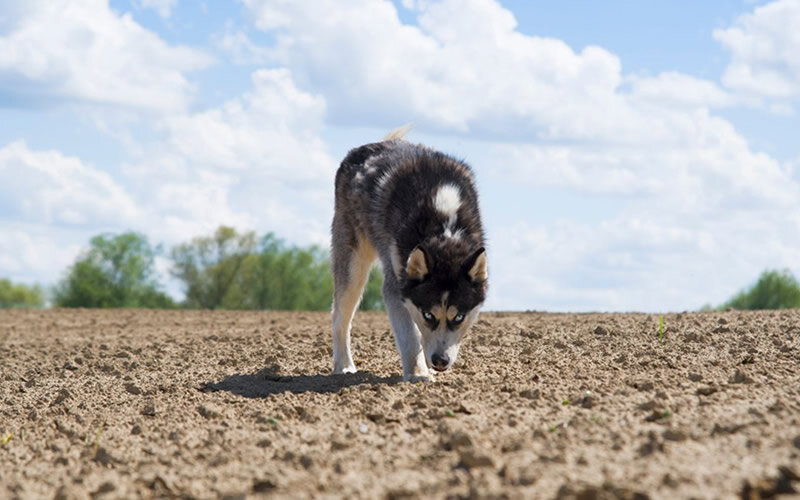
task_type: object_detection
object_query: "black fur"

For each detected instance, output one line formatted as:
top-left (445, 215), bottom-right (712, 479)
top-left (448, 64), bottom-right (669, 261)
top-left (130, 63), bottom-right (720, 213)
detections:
top-left (336, 139), bottom-right (487, 313)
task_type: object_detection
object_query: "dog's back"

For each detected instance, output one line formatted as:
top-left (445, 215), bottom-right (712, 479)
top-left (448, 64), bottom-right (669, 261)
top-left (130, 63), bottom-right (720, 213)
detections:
top-left (334, 138), bottom-right (484, 274)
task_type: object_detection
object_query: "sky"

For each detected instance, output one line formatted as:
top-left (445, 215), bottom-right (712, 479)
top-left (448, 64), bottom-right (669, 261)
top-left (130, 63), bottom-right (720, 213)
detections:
top-left (1, 0), bottom-right (799, 312)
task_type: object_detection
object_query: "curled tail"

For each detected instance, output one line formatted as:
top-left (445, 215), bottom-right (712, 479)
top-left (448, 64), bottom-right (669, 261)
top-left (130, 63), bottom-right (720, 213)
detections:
top-left (382, 123), bottom-right (414, 141)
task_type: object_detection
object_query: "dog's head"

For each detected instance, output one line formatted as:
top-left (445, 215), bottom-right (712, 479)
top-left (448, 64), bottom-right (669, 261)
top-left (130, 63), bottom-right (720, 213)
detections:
top-left (401, 243), bottom-right (487, 372)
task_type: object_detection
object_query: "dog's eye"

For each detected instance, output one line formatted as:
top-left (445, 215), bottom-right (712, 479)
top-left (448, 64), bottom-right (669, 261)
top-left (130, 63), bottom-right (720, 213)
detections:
top-left (453, 313), bottom-right (465, 324)
top-left (422, 311), bottom-right (434, 321)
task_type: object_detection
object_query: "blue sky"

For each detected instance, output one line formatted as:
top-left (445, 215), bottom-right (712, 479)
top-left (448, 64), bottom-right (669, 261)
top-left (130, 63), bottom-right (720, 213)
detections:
top-left (1, 0), bottom-right (799, 311)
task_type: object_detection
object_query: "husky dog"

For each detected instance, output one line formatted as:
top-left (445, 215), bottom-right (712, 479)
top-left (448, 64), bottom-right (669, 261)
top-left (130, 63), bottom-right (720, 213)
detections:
top-left (330, 127), bottom-right (488, 382)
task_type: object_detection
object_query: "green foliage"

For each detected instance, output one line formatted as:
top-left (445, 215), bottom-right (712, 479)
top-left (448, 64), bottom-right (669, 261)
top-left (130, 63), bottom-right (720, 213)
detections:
top-left (722, 269), bottom-right (800, 310)
top-left (170, 226), bottom-right (257, 309)
top-left (0, 278), bottom-right (44, 308)
top-left (171, 228), bottom-right (384, 311)
top-left (54, 232), bottom-right (176, 308)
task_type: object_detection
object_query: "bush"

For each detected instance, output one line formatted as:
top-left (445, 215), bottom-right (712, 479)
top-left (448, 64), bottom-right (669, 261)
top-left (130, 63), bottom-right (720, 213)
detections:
top-left (54, 232), bottom-right (176, 308)
top-left (0, 279), bottom-right (44, 308)
top-left (722, 269), bottom-right (800, 310)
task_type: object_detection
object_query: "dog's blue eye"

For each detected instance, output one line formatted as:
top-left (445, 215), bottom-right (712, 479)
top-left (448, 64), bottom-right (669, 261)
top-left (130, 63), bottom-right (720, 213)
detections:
top-left (453, 313), bottom-right (464, 323)
top-left (423, 311), bottom-right (434, 321)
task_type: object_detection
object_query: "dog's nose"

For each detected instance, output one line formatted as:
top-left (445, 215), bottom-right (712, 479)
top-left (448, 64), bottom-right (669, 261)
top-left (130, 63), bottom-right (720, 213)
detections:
top-left (431, 353), bottom-right (449, 371)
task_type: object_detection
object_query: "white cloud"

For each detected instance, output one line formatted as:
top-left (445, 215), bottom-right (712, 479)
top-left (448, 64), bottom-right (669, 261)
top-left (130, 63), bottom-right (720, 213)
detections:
top-left (0, 140), bottom-right (139, 227)
top-left (714, 0), bottom-right (800, 103)
top-left (122, 68), bottom-right (337, 246)
top-left (0, 0), bottom-right (212, 111)
top-left (138, 0), bottom-right (179, 18)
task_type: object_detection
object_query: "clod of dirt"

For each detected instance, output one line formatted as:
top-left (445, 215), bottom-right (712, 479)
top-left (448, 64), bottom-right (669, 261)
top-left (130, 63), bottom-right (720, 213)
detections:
top-left (457, 448), bottom-right (494, 469)
top-left (54, 484), bottom-right (88, 500)
top-left (740, 466), bottom-right (799, 498)
top-left (92, 447), bottom-right (119, 466)
top-left (662, 429), bottom-right (687, 442)
top-left (696, 386), bottom-right (718, 396)
top-left (442, 430), bottom-right (474, 451)
top-left (140, 401), bottom-right (156, 417)
top-left (252, 478), bottom-right (277, 493)
top-left (51, 388), bottom-right (71, 406)
top-left (519, 389), bottom-right (540, 400)
top-left (556, 482), bottom-right (650, 500)
top-left (124, 382), bottom-right (142, 395)
top-left (730, 369), bottom-right (754, 384)
top-left (131, 424), bottom-right (142, 435)
top-left (688, 373), bottom-right (703, 382)
top-left (593, 326), bottom-right (609, 336)
top-left (793, 435), bottom-right (800, 450)
top-left (197, 404), bottom-right (222, 419)
top-left (93, 481), bottom-right (116, 496)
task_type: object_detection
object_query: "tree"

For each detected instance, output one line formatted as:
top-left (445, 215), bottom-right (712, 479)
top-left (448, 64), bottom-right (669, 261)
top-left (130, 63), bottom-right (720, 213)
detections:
top-left (54, 232), bottom-right (175, 308)
top-left (0, 279), bottom-right (44, 308)
top-left (170, 226), bottom-right (257, 309)
top-left (722, 269), bottom-right (800, 310)
top-left (171, 228), bottom-right (384, 311)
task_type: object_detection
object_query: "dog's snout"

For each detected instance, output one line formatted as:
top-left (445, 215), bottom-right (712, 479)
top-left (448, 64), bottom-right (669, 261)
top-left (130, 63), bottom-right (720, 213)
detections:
top-left (431, 353), bottom-right (449, 372)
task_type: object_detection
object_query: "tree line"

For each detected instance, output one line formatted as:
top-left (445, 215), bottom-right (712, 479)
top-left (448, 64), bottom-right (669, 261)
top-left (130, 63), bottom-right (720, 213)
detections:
top-left (0, 226), bottom-right (383, 311)
top-left (2, 229), bottom-right (800, 311)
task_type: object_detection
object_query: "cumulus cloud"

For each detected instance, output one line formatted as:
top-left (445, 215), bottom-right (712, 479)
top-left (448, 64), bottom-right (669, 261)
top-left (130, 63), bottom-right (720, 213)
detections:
top-left (0, 0), bottom-right (212, 111)
top-left (122, 68), bottom-right (337, 245)
top-left (714, 0), bottom-right (800, 104)
top-left (0, 141), bottom-right (139, 227)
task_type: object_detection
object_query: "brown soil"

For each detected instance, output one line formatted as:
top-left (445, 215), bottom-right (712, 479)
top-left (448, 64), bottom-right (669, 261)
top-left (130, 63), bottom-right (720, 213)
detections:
top-left (1, 309), bottom-right (799, 499)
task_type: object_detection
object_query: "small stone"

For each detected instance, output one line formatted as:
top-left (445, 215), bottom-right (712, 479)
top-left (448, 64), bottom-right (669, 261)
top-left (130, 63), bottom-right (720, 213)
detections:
top-left (696, 386), bottom-right (717, 396)
top-left (688, 373), bottom-right (702, 382)
top-left (51, 388), bottom-right (71, 406)
top-left (358, 423), bottom-right (368, 434)
top-left (519, 389), bottom-right (540, 400)
top-left (124, 382), bottom-right (142, 395)
top-left (141, 401), bottom-right (156, 417)
top-left (638, 400), bottom-right (657, 411)
top-left (197, 404), bottom-right (222, 419)
top-left (458, 448), bottom-right (494, 469)
top-left (593, 326), bottom-right (608, 336)
top-left (443, 431), bottom-right (474, 451)
top-left (730, 368), bottom-right (754, 384)
top-left (792, 435), bottom-right (800, 449)
top-left (663, 429), bottom-right (687, 442)
top-left (299, 454), bottom-right (313, 469)
top-left (131, 424), bottom-right (142, 435)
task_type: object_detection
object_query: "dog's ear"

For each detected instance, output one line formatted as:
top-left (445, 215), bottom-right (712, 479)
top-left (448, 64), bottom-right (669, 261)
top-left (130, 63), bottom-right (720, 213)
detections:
top-left (406, 246), bottom-right (429, 281)
top-left (463, 247), bottom-right (487, 282)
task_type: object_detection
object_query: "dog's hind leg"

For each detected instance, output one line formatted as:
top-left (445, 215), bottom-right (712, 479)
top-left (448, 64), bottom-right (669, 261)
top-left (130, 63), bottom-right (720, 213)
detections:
top-left (331, 228), bottom-right (376, 374)
top-left (382, 277), bottom-right (432, 382)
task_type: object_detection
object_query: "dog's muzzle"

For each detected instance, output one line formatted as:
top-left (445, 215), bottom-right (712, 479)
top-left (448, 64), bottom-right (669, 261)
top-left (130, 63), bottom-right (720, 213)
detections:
top-left (431, 352), bottom-right (450, 372)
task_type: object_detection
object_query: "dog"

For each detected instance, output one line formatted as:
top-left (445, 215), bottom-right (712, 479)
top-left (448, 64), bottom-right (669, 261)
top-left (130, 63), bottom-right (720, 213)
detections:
top-left (330, 127), bottom-right (488, 382)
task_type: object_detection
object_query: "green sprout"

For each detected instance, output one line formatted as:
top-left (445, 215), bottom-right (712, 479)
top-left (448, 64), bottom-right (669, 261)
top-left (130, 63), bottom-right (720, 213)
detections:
top-left (659, 314), bottom-right (664, 343)
top-left (265, 417), bottom-right (278, 425)
top-left (445, 409), bottom-right (456, 418)
top-left (562, 399), bottom-right (570, 406)
top-left (548, 425), bottom-right (557, 433)
top-left (91, 426), bottom-right (102, 458)
top-left (1, 432), bottom-right (12, 446)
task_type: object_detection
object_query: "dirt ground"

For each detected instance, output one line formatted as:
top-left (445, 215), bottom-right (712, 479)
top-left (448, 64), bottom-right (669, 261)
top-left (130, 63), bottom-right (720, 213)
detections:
top-left (1, 309), bottom-right (799, 499)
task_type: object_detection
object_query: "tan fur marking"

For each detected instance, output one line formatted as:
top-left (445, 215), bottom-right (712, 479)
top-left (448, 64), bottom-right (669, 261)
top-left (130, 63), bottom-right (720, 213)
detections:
top-left (468, 251), bottom-right (488, 282)
top-left (430, 305), bottom-right (444, 323)
top-left (406, 247), bottom-right (428, 280)
top-left (446, 305), bottom-right (458, 321)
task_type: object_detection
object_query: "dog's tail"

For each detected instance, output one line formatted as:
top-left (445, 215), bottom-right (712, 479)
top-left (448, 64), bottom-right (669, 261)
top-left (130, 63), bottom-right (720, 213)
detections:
top-left (382, 123), bottom-right (413, 141)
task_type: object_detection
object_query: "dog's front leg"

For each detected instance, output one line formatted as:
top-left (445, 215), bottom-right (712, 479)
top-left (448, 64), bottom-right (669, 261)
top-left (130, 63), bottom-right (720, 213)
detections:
top-left (383, 281), bottom-right (432, 382)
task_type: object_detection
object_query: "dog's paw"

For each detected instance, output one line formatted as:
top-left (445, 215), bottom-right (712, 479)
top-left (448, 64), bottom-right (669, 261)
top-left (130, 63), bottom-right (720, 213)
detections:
top-left (332, 364), bottom-right (357, 375)
top-left (404, 373), bottom-right (435, 383)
